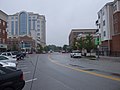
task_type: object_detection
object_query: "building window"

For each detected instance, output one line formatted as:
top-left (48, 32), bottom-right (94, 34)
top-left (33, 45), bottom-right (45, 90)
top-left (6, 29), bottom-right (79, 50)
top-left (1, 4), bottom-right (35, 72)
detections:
top-left (37, 33), bottom-right (40, 36)
top-left (113, 4), bottom-right (117, 12)
top-left (19, 12), bottom-right (27, 35)
top-left (29, 19), bottom-right (31, 34)
top-left (0, 20), bottom-right (1, 24)
top-left (11, 17), bottom-right (14, 19)
top-left (103, 20), bottom-right (105, 26)
top-left (33, 20), bottom-right (35, 30)
top-left (3, 22), bottom-right (5, 26)
top-left (3, 39), bottom-right (5, 43)
top-left (15, 21), bottom-right (18, 35)
top-left (16, 17), bottom-right (18, 19)
top-left (37, 29), bottom-right (40, 31)
top-left (103, 31), bottom-right (106, 37)
top-left (11, 21), bottom-right (14, 35)
top-left (37, 25), bottom-right (40, 27)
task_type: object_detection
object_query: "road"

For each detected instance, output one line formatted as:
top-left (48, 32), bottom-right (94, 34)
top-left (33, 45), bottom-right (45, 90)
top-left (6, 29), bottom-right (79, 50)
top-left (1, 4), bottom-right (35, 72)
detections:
top-left (17, 53), bottom-right (120, 90)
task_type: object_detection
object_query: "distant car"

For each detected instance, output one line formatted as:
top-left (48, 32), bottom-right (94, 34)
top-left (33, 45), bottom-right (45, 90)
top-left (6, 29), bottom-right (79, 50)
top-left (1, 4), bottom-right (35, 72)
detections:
top-left (0, 66), bottom-right (25, 90)
top-left (70, 50), bottom-right (82, 58)
top-left (0, 55), bottom-right (17, 64)
top-left (0, 61), bottom-right (16, 68)
top-left (1, 52), bottom-right (16, 58)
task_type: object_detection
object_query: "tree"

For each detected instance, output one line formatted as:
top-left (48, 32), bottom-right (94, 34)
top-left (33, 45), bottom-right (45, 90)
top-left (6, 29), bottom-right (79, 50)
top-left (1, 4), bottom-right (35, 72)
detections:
top-left (12, 44), bottom-right (18, 51)
top-left (84, 34), bottom-right (95, 55)
top-left (77, 37), bottom-right (84, 50)
top-left (37, 44), bottom-right (43, 53)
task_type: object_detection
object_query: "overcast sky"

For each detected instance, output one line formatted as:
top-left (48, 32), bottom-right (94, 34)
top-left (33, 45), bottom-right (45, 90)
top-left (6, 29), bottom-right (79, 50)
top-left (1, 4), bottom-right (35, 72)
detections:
top-left (0, 0), bottom-right (113, 46)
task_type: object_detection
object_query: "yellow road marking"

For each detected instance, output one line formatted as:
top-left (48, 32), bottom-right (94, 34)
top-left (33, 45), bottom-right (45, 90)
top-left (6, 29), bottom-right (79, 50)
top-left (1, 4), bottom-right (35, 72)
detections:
top-left (48, 55), bottom-right (120, 82)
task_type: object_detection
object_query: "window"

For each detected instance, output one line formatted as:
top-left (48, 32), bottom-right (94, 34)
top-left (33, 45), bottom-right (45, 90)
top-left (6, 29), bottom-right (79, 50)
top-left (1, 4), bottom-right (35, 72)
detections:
top-left (103, 20), bottom-right (105, 26)
top-left (37, 25), bottom-right (40, 27)
top-left (3, 22), bottom-right (5, 26)
top-left (113, 4), bottom-right (117, 12)
top-left (103, 31), bottom-right (106, 37)
top-left (37, 29), bottom-right (40, 31)
top-left (19, 12), bottom-right (27, 35)
top-left (0, 20), bottom-right (1, 24)
top-left (16, 17), bottom-right (18, 19)
top-left (37, 33), bottom-right (40, 36)
top-left (15, 21), bottom-right (18, 35)
top-left (11, 21), bottom-right (14, 35)
top-left (11, 16), bottom-right (14, 19)
top-left (0, 56), bottom-right (8, 60)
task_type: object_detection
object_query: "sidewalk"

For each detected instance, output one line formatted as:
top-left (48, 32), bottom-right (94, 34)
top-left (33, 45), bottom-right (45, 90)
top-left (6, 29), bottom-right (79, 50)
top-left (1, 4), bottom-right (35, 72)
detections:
top-left (98, 56), bottom-right (120, 62)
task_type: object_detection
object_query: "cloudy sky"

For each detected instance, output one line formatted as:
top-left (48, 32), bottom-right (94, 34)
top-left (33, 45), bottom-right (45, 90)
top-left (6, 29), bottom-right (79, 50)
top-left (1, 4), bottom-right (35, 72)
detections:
top-left (0, 0), bottom-right (113, 46)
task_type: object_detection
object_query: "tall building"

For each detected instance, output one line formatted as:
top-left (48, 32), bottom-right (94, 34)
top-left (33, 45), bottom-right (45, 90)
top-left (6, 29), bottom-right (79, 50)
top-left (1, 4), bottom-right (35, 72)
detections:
top-left (0, 10), bottom-right (7, 51)
top-left (7, 11), bottom-right (46, 47)
top-left (69, 29), bottom-right (96, 47)
top-left (96, 0), bottom-right (120, 56)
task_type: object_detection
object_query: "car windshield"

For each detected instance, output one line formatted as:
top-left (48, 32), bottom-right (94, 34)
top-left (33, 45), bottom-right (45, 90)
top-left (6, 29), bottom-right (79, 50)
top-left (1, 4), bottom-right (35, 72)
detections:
top-left (0, 56), bottom-right (8, 60)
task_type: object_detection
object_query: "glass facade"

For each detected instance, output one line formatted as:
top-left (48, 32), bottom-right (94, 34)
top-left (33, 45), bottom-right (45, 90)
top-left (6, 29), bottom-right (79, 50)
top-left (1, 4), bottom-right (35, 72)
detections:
top-left (19, 12), bottom-right (27, 35)
top-left (33, 19), bottom-right (35, 30)
top-left (29, 19), bottom-right (31, 34)
top-left (15, 21), bottom-right (18, 35)
top-left (11, 21), bottom-right (14, 35)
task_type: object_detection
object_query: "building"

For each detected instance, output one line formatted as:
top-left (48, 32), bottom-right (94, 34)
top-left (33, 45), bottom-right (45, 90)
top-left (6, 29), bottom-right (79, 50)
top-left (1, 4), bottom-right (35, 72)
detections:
top-left (112, 0), bottom-right (120, 54)
top-left (7, 36), bottom-right (35, 52)
top-left (96, 0), bottom-right (120, 56)
top-left (69, 29), bottom-right (96, 47)
top-left (7, 11), bottom-right (46, 47)
top-left (0, 10), bottom-right (8, 51)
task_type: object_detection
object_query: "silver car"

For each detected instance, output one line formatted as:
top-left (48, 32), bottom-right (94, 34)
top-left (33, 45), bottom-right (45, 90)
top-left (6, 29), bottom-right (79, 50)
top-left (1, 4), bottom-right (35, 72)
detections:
top-left (0, 55), bottom-right (17, 64)
top-left (0, 61), bottom-right (16, 68)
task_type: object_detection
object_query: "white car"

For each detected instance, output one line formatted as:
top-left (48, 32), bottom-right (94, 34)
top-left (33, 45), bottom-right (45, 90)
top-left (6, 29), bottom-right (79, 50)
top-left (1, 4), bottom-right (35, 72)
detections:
top-left (70, 50), bottom-right (82, 58)
top-left (1, 52), bottom-right (16, 58)
top-left (0, 55), bottom-right (17, 64)
top-left (0, 61), bottom-right (16, 68)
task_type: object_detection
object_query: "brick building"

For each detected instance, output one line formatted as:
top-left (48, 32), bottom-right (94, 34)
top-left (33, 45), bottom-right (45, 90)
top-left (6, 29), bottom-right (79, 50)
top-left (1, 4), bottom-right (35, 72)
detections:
top-left (0, 10), bottom-right (7, 51)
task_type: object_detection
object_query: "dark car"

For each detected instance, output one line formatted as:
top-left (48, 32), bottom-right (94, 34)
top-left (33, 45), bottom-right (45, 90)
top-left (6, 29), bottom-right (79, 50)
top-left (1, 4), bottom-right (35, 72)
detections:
top-left (0, 66), bottom-right (25, 90)
top-left (11, 51), bottom-right (26, 60)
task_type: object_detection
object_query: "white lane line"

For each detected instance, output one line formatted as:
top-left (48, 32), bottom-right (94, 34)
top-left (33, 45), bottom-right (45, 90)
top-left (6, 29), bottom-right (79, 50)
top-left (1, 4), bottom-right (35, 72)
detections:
top-left (23, 71), bottom-right (31, 74)
top-left (25, 78), bottom-right (37, 83)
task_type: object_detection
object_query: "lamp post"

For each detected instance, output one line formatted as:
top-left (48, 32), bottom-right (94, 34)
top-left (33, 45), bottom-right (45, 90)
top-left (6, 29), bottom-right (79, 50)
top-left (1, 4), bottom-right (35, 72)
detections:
top-left (21, 40), bottom-right (23, 50)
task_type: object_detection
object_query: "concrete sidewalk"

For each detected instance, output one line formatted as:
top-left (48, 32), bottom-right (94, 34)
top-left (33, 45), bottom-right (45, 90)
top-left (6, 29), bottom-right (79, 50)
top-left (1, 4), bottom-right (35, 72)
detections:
top-left (98, 56), bottom-right (120, 62)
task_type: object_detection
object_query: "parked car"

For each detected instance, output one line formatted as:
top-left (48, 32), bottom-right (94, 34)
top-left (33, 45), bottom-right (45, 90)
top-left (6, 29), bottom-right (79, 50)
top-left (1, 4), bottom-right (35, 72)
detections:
top-left (0, 61), bottom-right (16, 68)
top-left (0, 55), bottom-right (17, 64)
top-left (70, 50), bottom-right (82, 58)
top-left (1, 52), bottom-right (16, 58)
top-left (0, 66), bottom-right (25, 90)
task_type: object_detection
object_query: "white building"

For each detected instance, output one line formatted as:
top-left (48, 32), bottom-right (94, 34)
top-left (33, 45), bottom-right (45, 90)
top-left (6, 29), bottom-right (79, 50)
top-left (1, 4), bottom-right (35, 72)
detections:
top-left (96, 0), bottom-right (120, 56)
top-left (97, 2), bottom-right (114, 51)
top-left (7, 11), bottom-right (46, 47)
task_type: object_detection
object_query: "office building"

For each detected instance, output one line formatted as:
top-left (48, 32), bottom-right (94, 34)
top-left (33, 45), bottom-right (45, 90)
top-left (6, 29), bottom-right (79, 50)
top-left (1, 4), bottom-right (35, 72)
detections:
top-left (7, 11), bottom-right (46, 47)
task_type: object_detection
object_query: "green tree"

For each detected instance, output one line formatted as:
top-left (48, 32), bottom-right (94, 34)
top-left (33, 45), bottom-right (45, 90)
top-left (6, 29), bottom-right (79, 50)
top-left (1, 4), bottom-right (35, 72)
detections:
top-left (12, 44), bottom-right (18, 51)
top-left (77, 37), bottom-right (84, 50)
top-left (37, 44), bottom-right (43, 53)
top-left (84, 34), bottom-right (95, 55)
top-left (72, 38), bottom-right (77, 50)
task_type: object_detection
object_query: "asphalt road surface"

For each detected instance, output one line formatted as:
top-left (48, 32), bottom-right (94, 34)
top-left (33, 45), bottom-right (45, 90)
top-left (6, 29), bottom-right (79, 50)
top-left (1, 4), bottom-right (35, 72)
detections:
top-left (17, 53), bottom-right (120, 90)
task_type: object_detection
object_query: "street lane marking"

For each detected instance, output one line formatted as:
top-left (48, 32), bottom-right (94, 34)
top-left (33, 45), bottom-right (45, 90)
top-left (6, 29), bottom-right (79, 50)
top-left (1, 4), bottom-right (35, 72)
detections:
top-left (25, 78), bottom-right (37, 83)
top-left (48, 55), bottom-right (120, 82)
